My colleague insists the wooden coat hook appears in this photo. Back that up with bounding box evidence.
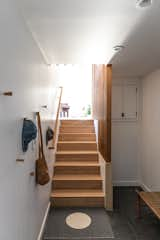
[16,159,25,163]
[48,146,55,150]
[3,91,13,96]
[30,172,35,177]
[41,105,48,109]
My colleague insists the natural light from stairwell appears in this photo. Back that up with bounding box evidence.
[56,64,92,119]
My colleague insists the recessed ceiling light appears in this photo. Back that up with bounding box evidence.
[113,45,125,52]
[136,0,152,8]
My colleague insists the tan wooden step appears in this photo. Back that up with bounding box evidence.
[55,161,99,166]
[60,125,94,129]
[56,151,99,161]
[61,120,94,126]
[54,163,100,175]
[51,189,104,207]
[52,174,102,189]
[60,126,95,133]
[58,133,96,141]
[57,141,97,151]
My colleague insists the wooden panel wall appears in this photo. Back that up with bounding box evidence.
[92,64,112,162]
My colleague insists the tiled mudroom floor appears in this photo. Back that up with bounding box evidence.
[43,187,160,240]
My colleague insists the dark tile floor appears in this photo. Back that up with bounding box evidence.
[44,207,114,239]
[110,187,160,240]
[43,187,160,240]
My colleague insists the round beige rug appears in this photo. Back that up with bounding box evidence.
[66,212,92,229]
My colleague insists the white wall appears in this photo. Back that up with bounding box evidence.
[112,78,140,186]
[0,1,60,239]
[139,69,160,191]
[112,71,160,191]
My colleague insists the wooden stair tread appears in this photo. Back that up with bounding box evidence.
[59,133,96,135]
[56,151,98,154]
[61,120,93,122]
[56,151,99,161]
[58,141,96,143]
[60,124,94,128]
[58,133,96,141]
[60,130,95,133]
[61,120,93,121]
[51,189,104,198]
[53,174,102,180]
[60,124,93,126]
[57,141,97,151]
[55,161,99,166]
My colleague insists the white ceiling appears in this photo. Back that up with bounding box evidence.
[18,0,160,77]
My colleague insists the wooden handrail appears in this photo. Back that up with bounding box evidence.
[49,87,63,149]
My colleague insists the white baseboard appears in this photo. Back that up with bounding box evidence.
[139,182,151,192]
[113,180,152,192]
[37,202,51,240]
[113,180,139,186]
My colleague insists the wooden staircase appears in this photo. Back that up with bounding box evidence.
[51,120,104,207]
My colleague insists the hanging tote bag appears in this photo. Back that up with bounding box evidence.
[36,112,50,185]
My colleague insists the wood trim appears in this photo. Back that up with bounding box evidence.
[92,64,112,162]
[105,163,113,210]
[106,64,112,162]
[49,87,63,149]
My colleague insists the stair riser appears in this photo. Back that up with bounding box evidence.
[59,134,96,141]
[60,128,95,133]
[51,197,104,207]
[57,143,97,151]
[53,180,102,189]
[61,120,94,126]
[60,126,94,129]
[54,166,100,175]
[56,154,99,161]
